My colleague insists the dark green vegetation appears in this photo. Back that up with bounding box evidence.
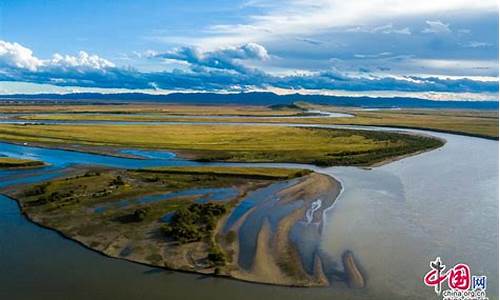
[161,203,227,243]
[304,128,444,166]
[0,157,45,169]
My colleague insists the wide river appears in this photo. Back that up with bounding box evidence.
[0,122,497,300]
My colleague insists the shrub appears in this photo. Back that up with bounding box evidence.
[111,176,125,186]
[133,208,148,221]
[208,246,227,266]
[161,203,227,244]
[24,183,48,197]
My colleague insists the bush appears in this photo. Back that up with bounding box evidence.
[161,203,227,243]
[133,208,148,221]
[110,176,125,186]
[208,246,226,266]
[24,183,48,197]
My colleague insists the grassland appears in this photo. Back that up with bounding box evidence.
[295,103,499,139]
[0,123,443,166]
[0,157,45,169]
[143,166,311,179]
[0,103,304,116]
[12,103,497,139]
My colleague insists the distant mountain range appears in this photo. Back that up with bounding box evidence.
[0,92,498,110]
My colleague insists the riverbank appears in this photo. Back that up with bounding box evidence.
[4,166,352,287]
[0,120,496,299]
[5,103,497,139]
[0,123,444,167]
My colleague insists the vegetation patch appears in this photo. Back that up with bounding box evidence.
[0,124,444,166]
[144,166,311,179]
[6,166,306,278]
[161,203,227,243]
[0,157,45,169]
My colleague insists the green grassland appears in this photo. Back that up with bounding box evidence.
[0,157,45,169]
[0,123,443,166]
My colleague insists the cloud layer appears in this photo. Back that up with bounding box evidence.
[0,40,497,95]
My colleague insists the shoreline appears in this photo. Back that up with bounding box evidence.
[4,170,347,288]
[0,123,467,289]
[6,114,496,140]
[0,162,49,170]
[0,124,446,168]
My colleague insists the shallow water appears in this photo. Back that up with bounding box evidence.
[222,180,296,232]
[320,130,499,299]
[94,187,240,213]
[0,125,497,300]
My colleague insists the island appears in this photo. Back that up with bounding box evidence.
[5,166,366,287]
[0,157,46,169]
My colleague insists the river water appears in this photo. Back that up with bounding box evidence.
[0,124,497,300]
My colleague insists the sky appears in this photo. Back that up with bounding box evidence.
[0,0,498,100]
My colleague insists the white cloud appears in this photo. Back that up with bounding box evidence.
[0,40,42,71]
[155,43,269,73]
[187,0,496,48]
[422,20,451,34]
[347,23,411,35]
[49,51,115,70]
[0,40,496,96]
[0,40,114,73]
[407,58,498,75]
[463,41,492,48]
[354,52,393,59]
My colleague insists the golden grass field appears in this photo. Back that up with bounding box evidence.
[9,102,498,139]
[0,103,302,116]
[296,103,499,139]
[0,123,442,166]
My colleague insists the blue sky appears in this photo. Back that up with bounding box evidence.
[0,0,498,100]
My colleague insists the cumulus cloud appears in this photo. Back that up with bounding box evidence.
[0,40,115,74]
[155,43,268,74]
[0,40,497,95]
[422,20,451,34]
[0,41,42,71]
[49,51,115,70]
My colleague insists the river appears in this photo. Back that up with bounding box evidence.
[0,122,497,300]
